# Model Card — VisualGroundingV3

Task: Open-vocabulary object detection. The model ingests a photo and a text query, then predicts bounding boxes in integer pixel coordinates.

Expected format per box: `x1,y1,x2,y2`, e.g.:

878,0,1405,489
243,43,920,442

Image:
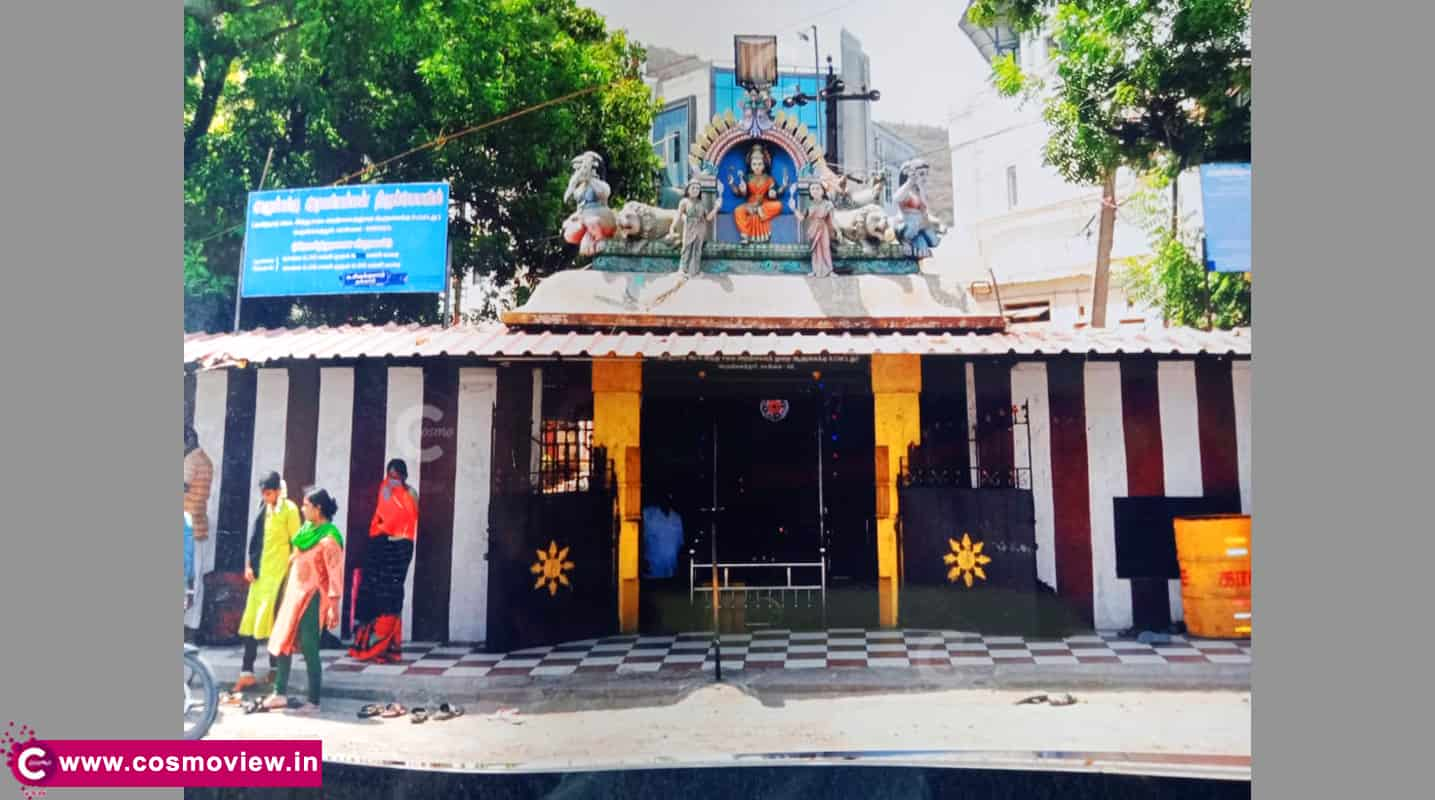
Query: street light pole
782,54,881,177
807,27,820,139
824,56,840,169
798,27,821,151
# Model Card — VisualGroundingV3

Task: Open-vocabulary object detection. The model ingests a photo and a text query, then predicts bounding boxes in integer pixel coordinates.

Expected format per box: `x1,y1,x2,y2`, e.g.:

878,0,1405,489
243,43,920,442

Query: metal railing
688,548,827,614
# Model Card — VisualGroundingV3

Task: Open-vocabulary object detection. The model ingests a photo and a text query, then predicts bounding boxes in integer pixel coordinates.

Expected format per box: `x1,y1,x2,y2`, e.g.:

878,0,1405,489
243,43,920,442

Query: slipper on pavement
380,703,407,719
410,707,429,724
357,704,384,719
432,703,464,721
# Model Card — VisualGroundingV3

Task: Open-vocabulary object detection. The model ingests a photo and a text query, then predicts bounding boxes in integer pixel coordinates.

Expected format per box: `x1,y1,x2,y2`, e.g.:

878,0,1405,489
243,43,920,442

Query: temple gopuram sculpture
892,158,945,259
561,151,618,257
790,181,838,277
726,142,791,245
668,179,722,276
550,34,955,283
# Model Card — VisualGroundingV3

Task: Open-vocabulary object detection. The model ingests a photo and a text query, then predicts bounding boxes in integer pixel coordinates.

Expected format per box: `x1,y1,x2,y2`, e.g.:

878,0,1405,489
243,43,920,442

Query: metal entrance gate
896,428,1042,634
484,449,618,653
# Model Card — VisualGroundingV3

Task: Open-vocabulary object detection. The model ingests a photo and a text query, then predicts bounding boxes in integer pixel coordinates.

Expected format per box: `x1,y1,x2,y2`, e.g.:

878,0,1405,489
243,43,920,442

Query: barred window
539,419,594,494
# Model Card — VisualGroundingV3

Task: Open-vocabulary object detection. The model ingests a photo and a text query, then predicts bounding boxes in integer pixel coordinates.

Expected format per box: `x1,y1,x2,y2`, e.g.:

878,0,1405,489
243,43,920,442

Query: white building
947,3,1202,329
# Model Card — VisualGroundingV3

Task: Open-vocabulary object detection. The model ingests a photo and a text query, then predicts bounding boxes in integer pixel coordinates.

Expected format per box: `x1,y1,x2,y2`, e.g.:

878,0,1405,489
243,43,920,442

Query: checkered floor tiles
202,629,1251,679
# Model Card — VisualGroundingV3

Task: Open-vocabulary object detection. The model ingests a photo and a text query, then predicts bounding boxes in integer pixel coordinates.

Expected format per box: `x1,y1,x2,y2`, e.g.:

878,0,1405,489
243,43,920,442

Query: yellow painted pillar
592,358,643,633
871,354,921,628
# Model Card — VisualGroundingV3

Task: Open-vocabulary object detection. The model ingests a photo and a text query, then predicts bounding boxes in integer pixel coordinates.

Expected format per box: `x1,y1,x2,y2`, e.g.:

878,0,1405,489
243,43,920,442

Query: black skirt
354,536,414,623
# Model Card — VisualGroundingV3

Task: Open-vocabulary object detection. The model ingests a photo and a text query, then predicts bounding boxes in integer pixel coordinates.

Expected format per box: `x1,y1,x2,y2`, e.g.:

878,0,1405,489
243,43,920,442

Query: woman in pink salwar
254,489,344,713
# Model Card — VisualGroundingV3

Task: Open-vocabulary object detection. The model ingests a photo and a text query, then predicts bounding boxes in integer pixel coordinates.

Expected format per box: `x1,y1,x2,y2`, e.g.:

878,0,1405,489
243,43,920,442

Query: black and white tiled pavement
203,629,1251,679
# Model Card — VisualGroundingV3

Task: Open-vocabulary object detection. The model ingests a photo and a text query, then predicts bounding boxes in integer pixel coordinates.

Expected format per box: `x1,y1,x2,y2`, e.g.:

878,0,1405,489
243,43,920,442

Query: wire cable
190,78,624,245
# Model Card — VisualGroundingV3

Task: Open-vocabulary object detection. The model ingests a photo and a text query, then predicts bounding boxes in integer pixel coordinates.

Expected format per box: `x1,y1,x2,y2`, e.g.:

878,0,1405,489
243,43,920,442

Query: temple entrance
640,359,877,633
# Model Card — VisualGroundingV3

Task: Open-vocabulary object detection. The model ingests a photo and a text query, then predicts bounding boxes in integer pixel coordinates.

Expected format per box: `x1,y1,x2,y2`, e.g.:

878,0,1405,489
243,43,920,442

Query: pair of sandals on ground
226,672,311,715
357,702,464,724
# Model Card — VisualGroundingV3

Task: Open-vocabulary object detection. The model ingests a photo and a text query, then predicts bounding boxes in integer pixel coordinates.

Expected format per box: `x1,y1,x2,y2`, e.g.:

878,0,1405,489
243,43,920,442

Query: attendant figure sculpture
791,182,839,278
726,143,787,244
892,158,944,259
561,151,618,256
739,88,776,138
667,179,722,276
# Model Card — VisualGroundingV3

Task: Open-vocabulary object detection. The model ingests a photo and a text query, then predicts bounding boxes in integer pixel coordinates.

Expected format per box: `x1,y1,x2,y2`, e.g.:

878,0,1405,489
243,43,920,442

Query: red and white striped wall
190,354,1251,639
188,362,499,645
984,356,1253,631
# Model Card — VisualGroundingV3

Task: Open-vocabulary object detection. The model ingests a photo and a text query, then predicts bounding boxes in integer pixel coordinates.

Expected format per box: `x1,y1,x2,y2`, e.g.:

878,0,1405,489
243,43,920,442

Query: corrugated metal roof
184,323,1251,368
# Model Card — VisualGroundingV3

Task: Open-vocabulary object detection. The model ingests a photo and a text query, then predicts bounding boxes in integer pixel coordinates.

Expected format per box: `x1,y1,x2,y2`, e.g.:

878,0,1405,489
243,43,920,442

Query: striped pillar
449,368,497,644
314,367,355,621
1157,361,1204,622
384,367,425,639
1047,359,1094,626
592,359,642,633
1084,361,1132,632
1232,361,1253,514
1195,359,1241,498
871,353,921,628
251,369,290,495
414,365,460,642
343,364,388,640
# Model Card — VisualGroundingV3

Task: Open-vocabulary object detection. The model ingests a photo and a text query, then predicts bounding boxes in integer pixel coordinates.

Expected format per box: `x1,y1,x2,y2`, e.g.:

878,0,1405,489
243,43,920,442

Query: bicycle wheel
183,651,219,740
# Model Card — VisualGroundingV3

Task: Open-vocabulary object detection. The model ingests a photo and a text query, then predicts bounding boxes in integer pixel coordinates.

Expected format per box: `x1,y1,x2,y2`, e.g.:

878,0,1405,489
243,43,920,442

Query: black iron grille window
539,419,595,495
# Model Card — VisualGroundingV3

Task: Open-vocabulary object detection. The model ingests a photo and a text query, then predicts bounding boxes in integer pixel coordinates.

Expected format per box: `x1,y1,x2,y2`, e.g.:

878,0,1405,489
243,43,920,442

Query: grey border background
0,1,1430,798
1255,0,1433,797
0,0,179,797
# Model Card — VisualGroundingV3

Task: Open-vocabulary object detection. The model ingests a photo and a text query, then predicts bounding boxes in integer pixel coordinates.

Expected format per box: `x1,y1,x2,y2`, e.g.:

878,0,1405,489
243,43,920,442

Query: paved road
207,683,1250,780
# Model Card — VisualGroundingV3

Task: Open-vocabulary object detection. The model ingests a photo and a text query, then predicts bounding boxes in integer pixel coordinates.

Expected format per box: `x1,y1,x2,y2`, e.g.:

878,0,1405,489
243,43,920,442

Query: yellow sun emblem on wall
530,540,575,596
944,533,993,588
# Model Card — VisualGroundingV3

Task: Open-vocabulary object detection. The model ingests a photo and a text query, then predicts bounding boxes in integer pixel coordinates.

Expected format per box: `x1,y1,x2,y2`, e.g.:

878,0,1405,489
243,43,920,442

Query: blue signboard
240,182,450,298
1200,163,1251,273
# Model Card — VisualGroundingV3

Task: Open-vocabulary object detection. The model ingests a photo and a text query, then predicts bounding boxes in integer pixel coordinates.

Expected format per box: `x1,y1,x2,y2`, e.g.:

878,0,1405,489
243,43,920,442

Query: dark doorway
641,360,876,632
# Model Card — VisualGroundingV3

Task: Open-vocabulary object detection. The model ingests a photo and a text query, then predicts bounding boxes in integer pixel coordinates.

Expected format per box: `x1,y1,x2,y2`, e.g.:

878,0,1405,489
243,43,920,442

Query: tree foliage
969,0,1250,184
1118,172,1250,328
967,0,1251,328
184,0,660,332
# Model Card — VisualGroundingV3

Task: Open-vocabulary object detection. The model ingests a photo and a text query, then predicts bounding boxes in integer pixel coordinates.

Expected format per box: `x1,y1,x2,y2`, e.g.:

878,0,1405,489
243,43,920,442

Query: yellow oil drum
1173,514,1252,639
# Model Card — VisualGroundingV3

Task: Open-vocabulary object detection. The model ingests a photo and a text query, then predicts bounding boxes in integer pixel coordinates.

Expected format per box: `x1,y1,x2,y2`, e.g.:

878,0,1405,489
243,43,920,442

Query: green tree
1118,171,1250,328
966,0,1250,327
184,0,660,332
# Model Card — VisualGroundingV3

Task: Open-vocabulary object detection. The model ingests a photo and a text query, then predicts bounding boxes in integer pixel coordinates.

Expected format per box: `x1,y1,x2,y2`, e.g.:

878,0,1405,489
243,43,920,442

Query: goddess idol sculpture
725,143,790,244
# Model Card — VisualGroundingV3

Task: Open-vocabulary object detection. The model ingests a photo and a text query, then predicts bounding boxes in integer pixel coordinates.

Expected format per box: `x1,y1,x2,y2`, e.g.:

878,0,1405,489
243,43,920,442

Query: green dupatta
292,520,343,551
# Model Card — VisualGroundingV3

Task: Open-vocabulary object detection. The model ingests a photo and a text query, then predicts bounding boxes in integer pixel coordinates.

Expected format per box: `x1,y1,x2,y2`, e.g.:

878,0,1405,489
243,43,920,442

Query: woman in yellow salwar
232,472,298,692
726,143,788,244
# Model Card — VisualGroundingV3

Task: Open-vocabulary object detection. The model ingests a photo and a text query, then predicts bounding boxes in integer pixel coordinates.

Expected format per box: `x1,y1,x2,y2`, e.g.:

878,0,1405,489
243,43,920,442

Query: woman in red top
348,459,419,663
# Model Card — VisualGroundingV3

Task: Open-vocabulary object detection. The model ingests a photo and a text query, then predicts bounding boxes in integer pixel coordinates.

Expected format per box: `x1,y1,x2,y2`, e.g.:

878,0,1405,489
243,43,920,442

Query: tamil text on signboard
1199,163,1251,274
241,182,450,298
